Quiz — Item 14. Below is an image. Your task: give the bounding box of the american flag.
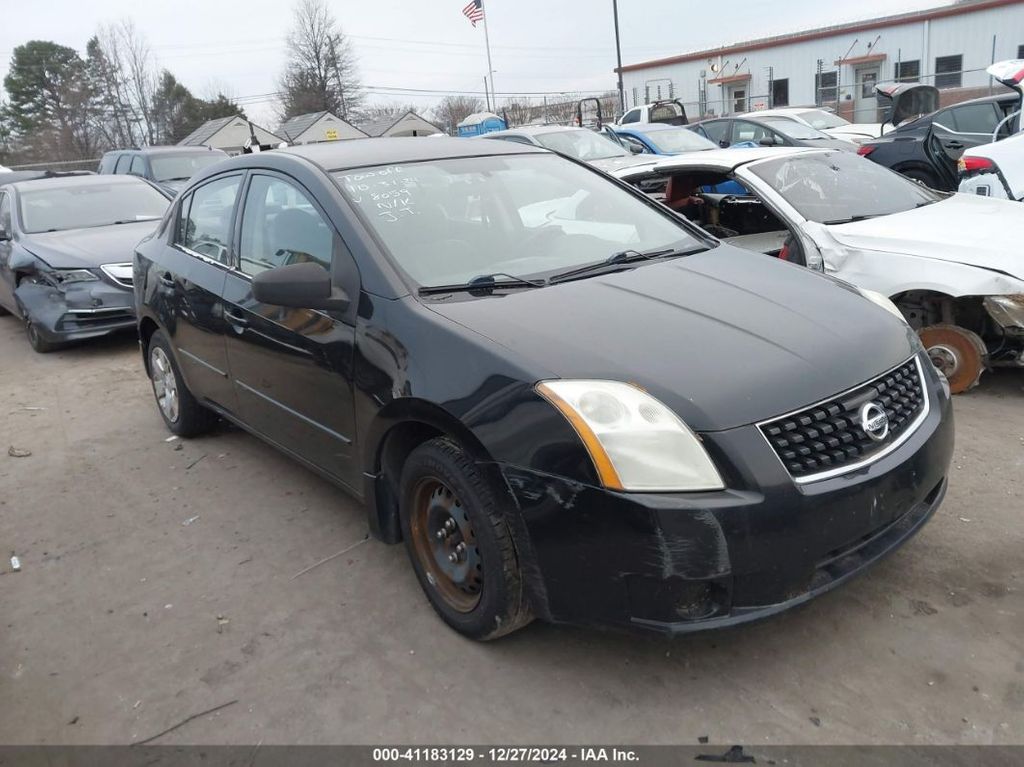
[462,0,485,27]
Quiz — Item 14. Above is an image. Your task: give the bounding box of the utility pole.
[612,0,625,115]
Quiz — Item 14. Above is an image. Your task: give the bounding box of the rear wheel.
[147,330,218,436]
[919,324,988,394]
[399,437,532,640]
[901,167,939,189]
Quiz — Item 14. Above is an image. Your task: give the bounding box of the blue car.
[613,124,754,195]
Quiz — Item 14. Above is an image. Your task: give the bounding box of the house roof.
[178,115,238,147]
[278,111,330,141]
[617,0,1022,74]
[356,110,437,137]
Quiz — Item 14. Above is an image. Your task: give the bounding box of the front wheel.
[25,316,60,353]
[919,324,988,394]
[399,437,533,640]
[147,330,218,436]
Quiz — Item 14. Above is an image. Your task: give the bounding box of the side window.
[620,135,648,154]
[129,155,145,176]
[701,121,729,145]
[178,175,241,265]
[948,103,1000,134]
[238,175,333,276]
[621,109,641,124]
[731,120,765,144]
[113,154,130,174]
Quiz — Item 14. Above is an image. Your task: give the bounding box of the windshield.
[150,152,225,182]
[19,181,169,233]
[796,110,850,130]
[334,155,702,287]
[639,128,716,153]
[534,130,629,161]
[758,117,833,140]
[748,151,942,223]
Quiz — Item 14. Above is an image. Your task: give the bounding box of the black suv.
[859,91,1020,190]
[98,146,227,196]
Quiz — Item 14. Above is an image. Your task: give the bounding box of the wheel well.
[892,290,986,334]
[371,421,445,543]
[138,317,159,372]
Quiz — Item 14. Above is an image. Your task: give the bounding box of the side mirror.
[251,262,350,312]
[627,143,644,155]
[719,140,730,148]
[758,137,777,147]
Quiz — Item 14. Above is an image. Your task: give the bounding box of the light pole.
[613,0,625,115]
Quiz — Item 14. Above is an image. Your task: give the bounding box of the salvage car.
[858,84,1020,190]
[690,115,855,151]
[482,125,658,173]
[611,123,719,155]
[746,106,890,144]
[98,146,228,196]
[0,175,170,352]
[615,147,1024,392]
[135,138,953,639]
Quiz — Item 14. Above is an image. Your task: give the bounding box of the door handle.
[158,271,175,287]
[225,308,249,329]
[945,141,964,150]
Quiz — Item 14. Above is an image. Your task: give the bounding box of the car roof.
[10,174,154,192]
[485,125,588,137]
[616,123,685,133]
[105,146,226,155]
[237,136,547,173]
[612,146,822,177]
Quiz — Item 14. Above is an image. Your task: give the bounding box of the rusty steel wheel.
[408,477,483,613]
[919,324,988,394]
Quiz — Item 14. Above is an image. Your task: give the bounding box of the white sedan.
[614,147,1024,392]
[749,106,889,145]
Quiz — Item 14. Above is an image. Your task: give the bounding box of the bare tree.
[86,20,157,147]
[278,0,362,120]
[543,93,582,125]
[356,102,418,125]
[434,95,483,135]
[500,99,534,127]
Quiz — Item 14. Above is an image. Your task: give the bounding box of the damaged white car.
[958,59,1024,200]
[614,147,1024,392]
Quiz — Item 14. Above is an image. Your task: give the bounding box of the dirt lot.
[0,313,1022,746]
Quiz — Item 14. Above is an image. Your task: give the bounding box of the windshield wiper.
[418,272,546,296]
[821,214,882,225]
[548,247,699,284]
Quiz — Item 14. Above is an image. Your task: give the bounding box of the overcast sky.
[1,0,952,126]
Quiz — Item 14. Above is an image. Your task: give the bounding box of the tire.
[399,437,533,640]
[147,329,218,437]
[25,315,61,353]
[919,324,988,394]
[900,168,940,189]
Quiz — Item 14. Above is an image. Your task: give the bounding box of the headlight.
[536,380,724,492]
[859,288,907,324]
[54,269,99,284]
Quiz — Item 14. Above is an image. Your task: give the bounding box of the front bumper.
[14,279,136,343]
[498,355,954,635]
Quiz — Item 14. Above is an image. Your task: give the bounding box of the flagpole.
[481,0,496,111]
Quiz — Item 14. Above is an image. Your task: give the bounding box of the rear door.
[930,102,1003,186]
[220,172,360,488]
[157,173,243,412]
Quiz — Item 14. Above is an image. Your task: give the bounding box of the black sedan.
[691,115,856,152]
[134,138,954,639]
[0,175,170,352]
[858,91,1019,190]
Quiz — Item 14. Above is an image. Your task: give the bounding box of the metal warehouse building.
[616,0,1024,123]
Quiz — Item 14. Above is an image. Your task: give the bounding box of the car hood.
[825,194,1024,280]
[825,123,889,142]
[156,179,187,194]
[589,154,661,173]
[425,246,916,431]
[20,220,160,269]
[804,137,858,152]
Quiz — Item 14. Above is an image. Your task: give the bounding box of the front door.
[854,65,881,122]
[728,85,747,114]
[0,192,15,313]
[221,172,360,489]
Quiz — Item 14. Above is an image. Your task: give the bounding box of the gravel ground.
[0,315,1021,746]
